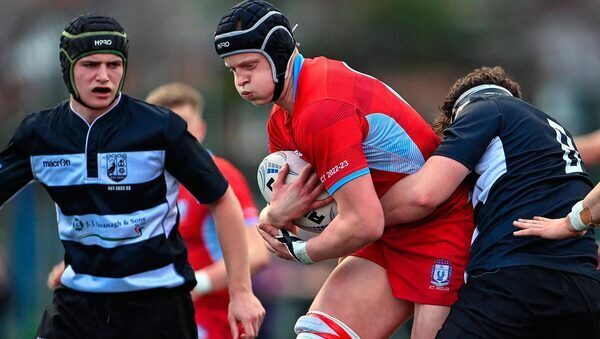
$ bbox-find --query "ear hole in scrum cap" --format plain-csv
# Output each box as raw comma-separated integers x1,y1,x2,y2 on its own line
214,1,296,102
451,84,513,122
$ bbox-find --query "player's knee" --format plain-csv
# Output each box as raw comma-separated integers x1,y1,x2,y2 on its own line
294,311,360,339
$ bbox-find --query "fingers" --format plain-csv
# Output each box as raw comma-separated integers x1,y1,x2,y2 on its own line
257,226,278,248
512,218,543,229
513,228,541,237
305,171,321,192
262,238,276,254
229,316,239,339
230,318,258,339
240,313,264,338
297,163,313,183
46,273,57,290
274,163,290,188
47,261,65,289
257,225,293,260
239,321,250,338
512,219,544,237
258,222,281,236
310,196,334,210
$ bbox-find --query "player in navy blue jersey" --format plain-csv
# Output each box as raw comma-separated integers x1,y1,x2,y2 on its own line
0,13,263,339
513,176,600,240
375,66,600,338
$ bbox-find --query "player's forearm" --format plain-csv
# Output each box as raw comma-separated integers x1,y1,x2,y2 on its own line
306,210,383,261
381,156,470,226
582,183,600,224
380,173,443,225
575,132,600,166
302,175,384,261
209,189,253,293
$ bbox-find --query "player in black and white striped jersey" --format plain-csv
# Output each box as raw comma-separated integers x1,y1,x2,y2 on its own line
0,13,263,339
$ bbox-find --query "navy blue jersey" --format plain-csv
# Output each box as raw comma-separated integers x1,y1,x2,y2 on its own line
0,94,228,292
434,95,599,277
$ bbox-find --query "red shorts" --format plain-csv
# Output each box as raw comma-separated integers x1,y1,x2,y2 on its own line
195,294,231,339
353,184,474,306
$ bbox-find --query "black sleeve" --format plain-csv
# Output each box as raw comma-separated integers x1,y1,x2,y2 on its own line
163,112,228,204
0,116,34,207
433,98,504,171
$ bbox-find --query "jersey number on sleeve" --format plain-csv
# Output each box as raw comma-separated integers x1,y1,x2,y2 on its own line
547,119,583,174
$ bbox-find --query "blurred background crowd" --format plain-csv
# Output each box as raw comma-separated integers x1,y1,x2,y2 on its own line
1,0,600,338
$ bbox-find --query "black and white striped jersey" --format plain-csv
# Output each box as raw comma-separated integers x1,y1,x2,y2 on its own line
0,94,228,293
434,95,599,278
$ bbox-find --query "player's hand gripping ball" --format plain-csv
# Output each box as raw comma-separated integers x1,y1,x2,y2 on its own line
257,151,337,232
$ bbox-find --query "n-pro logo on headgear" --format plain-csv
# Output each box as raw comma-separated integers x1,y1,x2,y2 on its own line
94,39,113,46
217,41,230,49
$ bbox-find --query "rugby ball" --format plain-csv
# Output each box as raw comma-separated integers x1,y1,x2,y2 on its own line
257,151,337,232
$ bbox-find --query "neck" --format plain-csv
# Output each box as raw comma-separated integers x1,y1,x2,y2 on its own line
274,49,299,114
70,93,120,124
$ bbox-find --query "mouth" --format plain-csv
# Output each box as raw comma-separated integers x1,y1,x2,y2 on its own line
241,91,253,99
92,87,112,95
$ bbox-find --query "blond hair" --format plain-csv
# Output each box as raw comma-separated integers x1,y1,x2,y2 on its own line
145,82,204,116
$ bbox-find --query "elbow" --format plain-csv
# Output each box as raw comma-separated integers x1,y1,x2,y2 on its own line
355,213,384,245
413,192,439,212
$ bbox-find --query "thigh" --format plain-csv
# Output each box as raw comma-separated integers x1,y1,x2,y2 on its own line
437,267,539,339
35,288,98,339
310,256,414,339
536,272,600,339
373,207,473,306
119,291,197,339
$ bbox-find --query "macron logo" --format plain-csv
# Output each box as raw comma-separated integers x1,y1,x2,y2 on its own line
94,39,113,46
43,159,71,168
217,41,230,49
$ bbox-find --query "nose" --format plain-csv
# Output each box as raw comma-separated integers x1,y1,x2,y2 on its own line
235,71,249,87
96,64,109,82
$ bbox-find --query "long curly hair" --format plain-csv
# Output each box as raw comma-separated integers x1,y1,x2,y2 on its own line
433,66,522,135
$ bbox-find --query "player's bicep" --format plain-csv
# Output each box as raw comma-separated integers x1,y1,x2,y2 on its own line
414,155,470,199
380,155,469,225
331,174,383,230
299,102,367,192
434,99,502,170
0,132,33,207
164,115,228,204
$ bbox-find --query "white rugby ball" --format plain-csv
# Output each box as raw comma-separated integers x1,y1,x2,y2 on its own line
257,151,337,233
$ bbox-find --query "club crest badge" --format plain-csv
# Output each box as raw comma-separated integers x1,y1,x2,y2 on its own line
430,258,452,287
72,217,85,231
107,153,127,182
